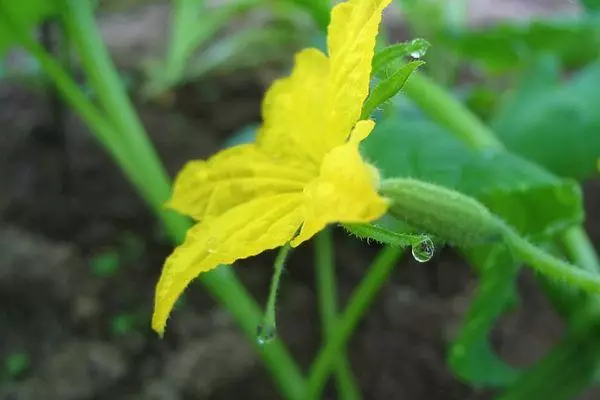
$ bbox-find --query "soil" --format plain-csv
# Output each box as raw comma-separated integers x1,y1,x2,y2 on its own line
1,1,599,399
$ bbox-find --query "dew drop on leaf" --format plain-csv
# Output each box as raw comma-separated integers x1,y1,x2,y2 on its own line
256,323,277,346
411,237,434,263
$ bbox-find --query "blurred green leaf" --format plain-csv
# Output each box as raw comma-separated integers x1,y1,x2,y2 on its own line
118,231,146,262
440,15,600,72
451,244,521,387
110,313,141,336
0,0,59,57
363,111,586,389
492,60,600,181
90,250,121,277
284,0,330,30
145,0,263,96
498,321,600,400
371,38,430,75
362,117,583,239
224,123,259,147
580,0,600,12
396,0,445,34
461,84,499,122
3,352,29,378
184,24,300,81
361,61,424,119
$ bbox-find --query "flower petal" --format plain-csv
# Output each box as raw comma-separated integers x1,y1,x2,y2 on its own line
257,48,331,166
167,144,313,221
325,0,391,144
153,193,304,335
291,120,389,246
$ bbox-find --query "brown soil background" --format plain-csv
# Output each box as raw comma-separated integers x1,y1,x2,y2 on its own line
1,1,599,399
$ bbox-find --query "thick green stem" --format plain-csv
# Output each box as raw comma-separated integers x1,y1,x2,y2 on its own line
402,71,600,279
560,227,600,275
2,3,307,398
315,229,361,400
307,246,404,398
402,72,503,149
501,224,600,295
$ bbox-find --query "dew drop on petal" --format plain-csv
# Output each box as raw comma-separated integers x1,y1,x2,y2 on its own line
206,237,218,254
411,237,434,263
256,323,277,347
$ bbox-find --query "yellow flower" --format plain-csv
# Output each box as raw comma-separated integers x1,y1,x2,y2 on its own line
153,0,391,335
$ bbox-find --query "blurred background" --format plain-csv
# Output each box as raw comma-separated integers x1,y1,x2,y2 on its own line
1,0,599,399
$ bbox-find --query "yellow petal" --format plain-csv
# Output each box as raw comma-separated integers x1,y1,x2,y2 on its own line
257,48,332,166
291,120,389,246
153,193,304,335
167,144,313,221
325,0,391,144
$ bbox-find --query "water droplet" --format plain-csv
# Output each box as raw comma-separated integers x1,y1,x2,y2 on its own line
206,237,218,254
256,323,277,346
408,38,430,59
411,237,434,263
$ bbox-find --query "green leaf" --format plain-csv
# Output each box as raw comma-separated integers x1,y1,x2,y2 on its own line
362,117,583,239
439,15,600,72
145,0,263,96
363,113,585,388
110,312,144,336
90,250,121,277
184,25,299,81
0,0,59,57
580,0,600,12
450,244,521,387
492,60,600,181
361,61,424,119
3,352,30,378
286,0,330,30
498,323,600,400
371,38,430,75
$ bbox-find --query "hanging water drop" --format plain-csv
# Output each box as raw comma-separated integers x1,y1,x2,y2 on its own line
411,237,434,263
256,323,277,346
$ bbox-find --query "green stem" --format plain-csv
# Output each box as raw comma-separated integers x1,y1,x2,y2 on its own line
2,3,307,398
560,227,600,275
315,229,361,400
202,267,306,399
259,244,292,342
0,4,145,200
402,72,503,149
307,246,404,399
402,70,600,286
164,0,202,87
61,0,186,239
502,224,600,295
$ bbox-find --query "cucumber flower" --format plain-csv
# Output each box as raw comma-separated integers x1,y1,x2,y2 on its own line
153,0,392,335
